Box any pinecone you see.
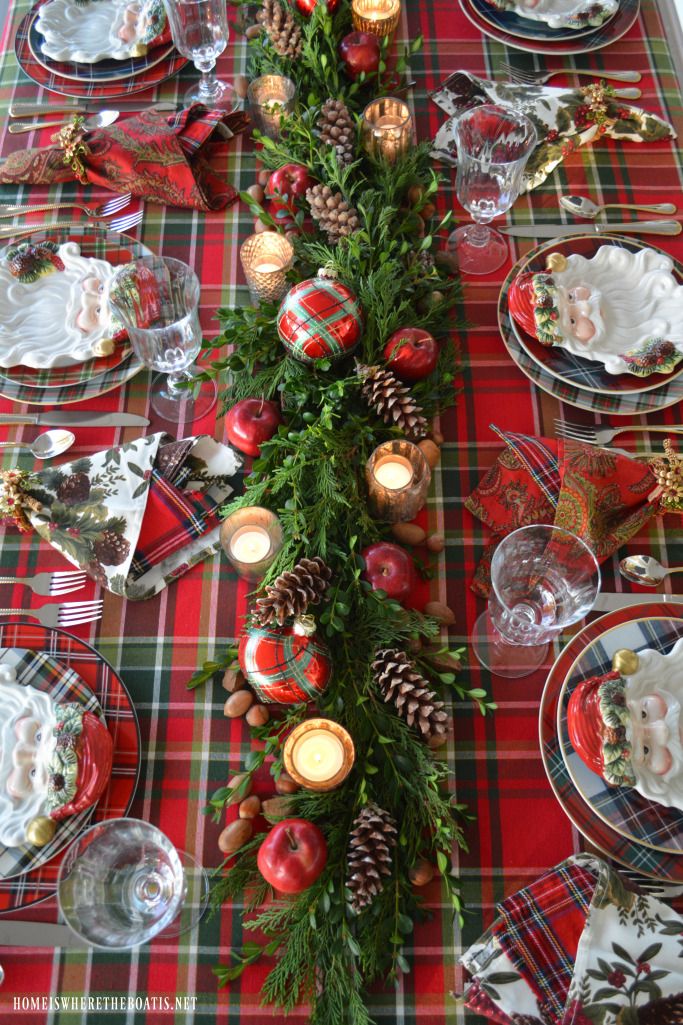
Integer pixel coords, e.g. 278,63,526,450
406,249,435,275
317,99,356,165
356,363,428,441
57,472,91,506
346,803,397,913
306,184,360,244
637,993,683,1023
372,648,448,741
256,0,302,59
254,556,332,627
92,529,130,566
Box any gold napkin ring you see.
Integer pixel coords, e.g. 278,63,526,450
649,439,683,512
54,116,90,186
0,470,41,533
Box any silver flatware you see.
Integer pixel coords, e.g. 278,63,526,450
559,194,676,219
8,110,120,136
9,101,177,117
0,599,103,628
620,868,683,899
0,570,86,597
497,62,641,86
554,419,683,446
0,429,74,459
619,554,683,587
593,594,683,611
0,412,149,427
0,209,143,241
500,220,682,238
0,192,130,221
0,919,87,949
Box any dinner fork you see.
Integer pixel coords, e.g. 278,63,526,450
0,209,143,241
497,63,642,86
0,570,86,596
0,192,131,221
0,599,103,628
554,419,683,446
620,869,683,900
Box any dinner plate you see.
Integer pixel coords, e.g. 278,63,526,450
540,602,683,881
557,617,683,854
459,0,639,55
497,236,683,415
0,621,140,913
0,226,147,406
34,0,168,66
509,235,683,396
471,0,618,42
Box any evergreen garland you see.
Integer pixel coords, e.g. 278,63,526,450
189,3,496,1021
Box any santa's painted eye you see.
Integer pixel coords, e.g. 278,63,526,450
644,746,650,756
641,709,647,720
30,768,36,777
35,731,41,741
570,318,576,326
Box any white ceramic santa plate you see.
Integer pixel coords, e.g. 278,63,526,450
481,0,618,32
35,0,167,64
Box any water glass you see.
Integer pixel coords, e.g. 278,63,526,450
471,525,600,678
57,819,209,949
447,104,536,276
109,256,216,423
163,0,235,110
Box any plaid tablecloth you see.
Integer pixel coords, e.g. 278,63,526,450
0,1,682,1023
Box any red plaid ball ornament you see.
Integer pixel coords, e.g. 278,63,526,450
277,277,362,365
238,619,332,704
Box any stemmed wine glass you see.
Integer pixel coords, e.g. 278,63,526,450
163,0,235,111
57,819,209,949
447,104,537,276
471,525,600,678
109,255,217,423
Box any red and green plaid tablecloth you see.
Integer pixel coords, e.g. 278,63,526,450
0,1,682,1022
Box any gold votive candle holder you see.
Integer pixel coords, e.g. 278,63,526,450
240,233,294,304
219,506,283,581
247,74,296,140
283,718,355,791
351,0,400,37
361,96,413,163
365,439,431,522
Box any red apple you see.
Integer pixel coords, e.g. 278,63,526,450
339,31,380,80
295,0,338,14
361,542,416,605
265,164,314,216
257,818,327,894
384,328,439,382
225,398,282,457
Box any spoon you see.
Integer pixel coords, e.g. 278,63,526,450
619,554,683,587
560,194,677,219
8,110,120,136
0,430,75,460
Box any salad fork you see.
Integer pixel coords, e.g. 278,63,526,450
0,209,143,241
555,419,683,446
0,192,131,220
497,62,641,85
0,600,104,628
0,570,86,596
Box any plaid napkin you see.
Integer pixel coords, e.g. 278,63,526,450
431,71,675,192
461,855,683,1024
464,425,659,596
0,105,250,210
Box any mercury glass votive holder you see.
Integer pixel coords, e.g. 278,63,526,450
365,439,431,522
351,0,400,37
247,75,296,140
361,96,414,163
219,506,283,581
282,718,355,792
240,233,294,304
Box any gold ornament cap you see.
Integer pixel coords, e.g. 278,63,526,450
545,252,568,273
612,648,640,676
26,815,56,847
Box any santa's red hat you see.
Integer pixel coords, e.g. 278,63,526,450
566,669,635,788
51,712,113,821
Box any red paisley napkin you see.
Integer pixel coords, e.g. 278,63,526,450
0,105,249,210
464,425,658,596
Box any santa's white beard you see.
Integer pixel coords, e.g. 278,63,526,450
631,699,683,811
0,682,56,849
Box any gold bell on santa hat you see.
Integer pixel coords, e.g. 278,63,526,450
649,439,683,512
545,252,568,273
612,649,640,676
26,815,56,847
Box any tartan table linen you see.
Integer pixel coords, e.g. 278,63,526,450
0,1,683,1023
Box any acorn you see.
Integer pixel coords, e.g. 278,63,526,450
427,533,445,553
407,635,422,654
246,183,265,204
235,74,249,99
26,816,56,847
246,703,270,727
275,771,300,795
424,601,456,625
428,731,449,749
253,218,271,234
245,23,262,38
418,439,440,469
409,858,435,887
421,202,436,220
239,795,262,819
218,819,253,855
222,668,246,692
391,522,427,546
435,251,458,276
431,426,445,446
228,772,253,799
257,169,271,186
262,796,294,822
224,690,254,717
407,183,425,205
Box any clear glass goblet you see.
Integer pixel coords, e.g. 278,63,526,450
471,525,600,679
109,255,217,423
57,819,209,949
163,0,235,111
447,104,537,276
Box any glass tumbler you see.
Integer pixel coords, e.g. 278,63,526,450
163,0,235,110
57,818,209,949
471,525,600,678
447,104,536,276
109,255,216,423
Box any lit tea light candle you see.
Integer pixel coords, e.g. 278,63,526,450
247,75,296,141
240,233,294,304
351,0,400,36
283,718,355,791
254,262,281,273
220,506,284,580
361,97,414,163
366,440,431,522
229,525,272,564
374,456,413,490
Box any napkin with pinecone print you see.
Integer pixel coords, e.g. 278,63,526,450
13,433,242,601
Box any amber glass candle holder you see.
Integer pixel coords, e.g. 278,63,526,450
365,439,431,522
240,233,294,304
247,75,296,140
361,96,413,163
283,718,355,791
219,506,283,581
351,0,400,37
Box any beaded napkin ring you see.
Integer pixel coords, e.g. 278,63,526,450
53,116,90,186
649,439,683,512
0,469,41,532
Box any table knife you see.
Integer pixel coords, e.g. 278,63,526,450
593,593,683,611
8,101,178,117
0,412,149,427
499,221,682,238
0,919,87,948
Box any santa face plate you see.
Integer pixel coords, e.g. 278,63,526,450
509,244,683,378
35,0,166,63
482,0,618,31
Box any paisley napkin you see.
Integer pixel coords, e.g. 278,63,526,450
464,425,659,596
461,854,683,1024
0,106,250,210
431,71,676,192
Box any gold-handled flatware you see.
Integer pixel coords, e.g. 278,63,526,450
9,110,120,135
0,192,131,220
9,101,177,117
497,62,641,85
560,194,677,218
0,209,143,240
